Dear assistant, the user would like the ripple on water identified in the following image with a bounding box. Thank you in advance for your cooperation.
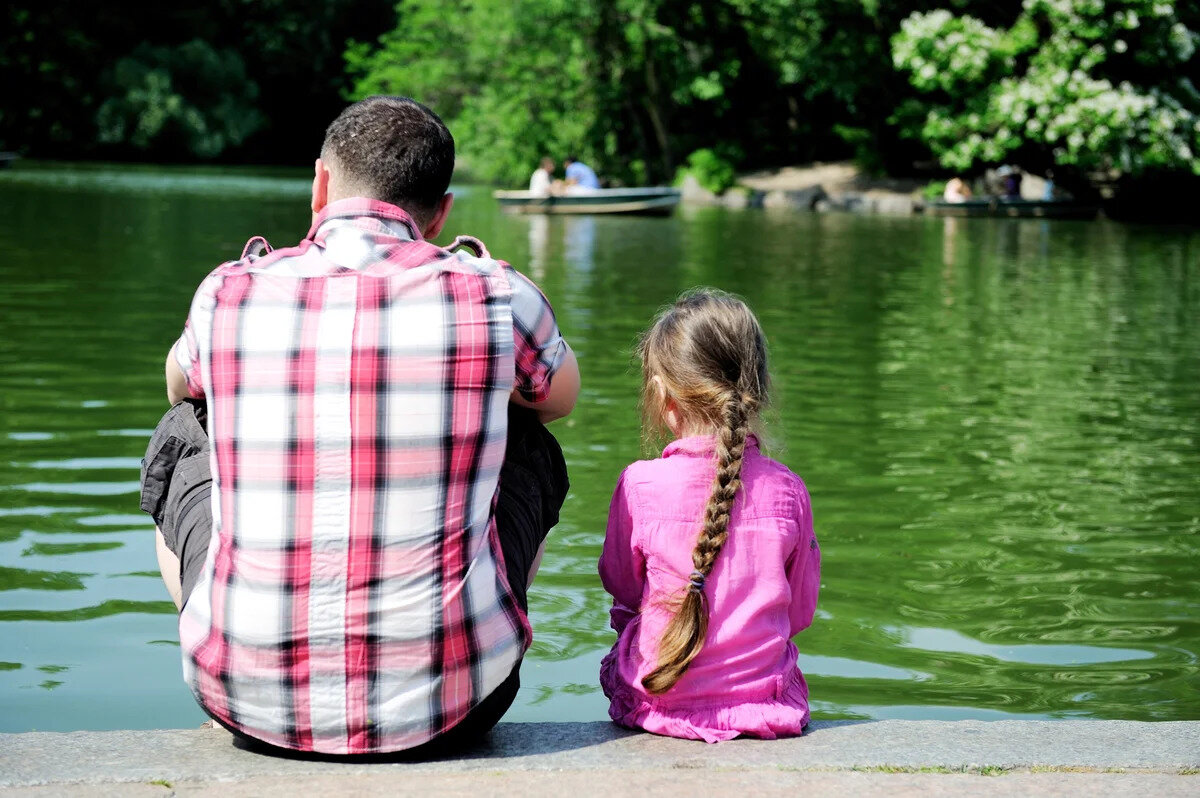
[889,626,1155,665]
[9,482,140,496]
[22,457,143,470]
[6,432,55,441]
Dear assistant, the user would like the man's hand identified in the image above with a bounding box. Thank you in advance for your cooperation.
[511,344,580,424]
[165,343,190,405]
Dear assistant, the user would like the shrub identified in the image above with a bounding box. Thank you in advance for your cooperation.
[677,148,737,194]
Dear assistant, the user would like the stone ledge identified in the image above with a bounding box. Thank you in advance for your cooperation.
[1,720,1197,790]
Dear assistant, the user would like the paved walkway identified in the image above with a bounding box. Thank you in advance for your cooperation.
[2,720,1197,796]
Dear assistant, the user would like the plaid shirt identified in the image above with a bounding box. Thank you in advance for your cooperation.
[172,198,566,754]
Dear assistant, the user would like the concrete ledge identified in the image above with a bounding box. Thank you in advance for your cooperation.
[2,721,1197,796]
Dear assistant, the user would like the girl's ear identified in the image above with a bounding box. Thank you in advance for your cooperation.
[651,375,684,437]
[650,374,668,405]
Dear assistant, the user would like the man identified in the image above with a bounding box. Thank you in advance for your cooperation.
[563,155,600,191]
[139,96,580,756]
[528,156,555,198]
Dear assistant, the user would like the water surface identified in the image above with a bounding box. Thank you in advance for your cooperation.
[1,165,1197,731]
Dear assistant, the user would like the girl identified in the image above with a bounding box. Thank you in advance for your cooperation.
[599,289,820,743]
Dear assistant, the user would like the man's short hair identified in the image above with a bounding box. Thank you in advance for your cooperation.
[321,96,455,222]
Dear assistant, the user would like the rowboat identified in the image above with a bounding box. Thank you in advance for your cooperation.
[493,187,681,215]
[926,198,1099,219]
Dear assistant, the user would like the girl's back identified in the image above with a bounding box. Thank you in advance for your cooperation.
[600,435,818,741]
[599,288,821,742]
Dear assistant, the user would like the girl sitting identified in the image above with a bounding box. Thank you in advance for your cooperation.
[599,288,821,742]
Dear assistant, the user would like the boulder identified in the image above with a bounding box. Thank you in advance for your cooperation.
[678,174,722,205]
[871,194,917,215]
[763,185,827,210]
[722,188,765,209]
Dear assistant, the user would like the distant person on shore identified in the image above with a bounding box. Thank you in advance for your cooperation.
[1043,170,1056,201]
[529,156,556,197]
[139,96,579,757]
[943,176,972,203]
[599,289,820,742]
[563,156,600,192]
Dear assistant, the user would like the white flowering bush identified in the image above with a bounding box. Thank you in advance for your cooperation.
[892,0,1200,176]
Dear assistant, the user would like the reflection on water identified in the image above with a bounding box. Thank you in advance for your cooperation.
[525,214,596,283]
[0,166,1198,732]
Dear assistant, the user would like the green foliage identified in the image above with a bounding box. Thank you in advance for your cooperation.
[676,148,737,194]
[96,41,264,159]
[0,0,396,162]
[923,179,948,199]
[5,0,1198,191]
[892,0,1200,177]
[347,0,934,184]
[347,0,595,185]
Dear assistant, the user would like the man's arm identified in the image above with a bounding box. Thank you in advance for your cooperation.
[511,343,580,423]
[165,343,190,405]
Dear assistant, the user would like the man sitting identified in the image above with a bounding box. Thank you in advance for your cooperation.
[140,96,580,756]
[563,156,600,192]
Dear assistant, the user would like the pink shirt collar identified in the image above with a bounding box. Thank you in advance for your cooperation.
[662,434,761,458]
[306,197,423,244]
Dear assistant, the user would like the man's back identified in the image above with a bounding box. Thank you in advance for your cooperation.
[565,161,600,189]
[173,199,565,753]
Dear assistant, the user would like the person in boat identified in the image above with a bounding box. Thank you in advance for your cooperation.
[563,155,601,193]
[529,156,556,198]
[943,177,972,203]
[139,96,581,757]
[998,166,1023,198]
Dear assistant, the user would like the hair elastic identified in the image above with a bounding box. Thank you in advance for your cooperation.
[687,570,706,591]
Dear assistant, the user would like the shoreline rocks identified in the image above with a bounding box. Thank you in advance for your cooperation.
[679,164,924,215]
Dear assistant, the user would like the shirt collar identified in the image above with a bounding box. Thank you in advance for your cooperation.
[306,197,423,246]
[662,434,760,458]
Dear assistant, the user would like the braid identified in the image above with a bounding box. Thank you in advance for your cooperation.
[693,397,748,574]
[641,394,750,694]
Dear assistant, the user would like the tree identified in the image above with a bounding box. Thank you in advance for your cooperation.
[891,0,1200,185]
[0,0,396,163]
[96,42,264,159]
[347,0,597,184]
[348,0,859,184]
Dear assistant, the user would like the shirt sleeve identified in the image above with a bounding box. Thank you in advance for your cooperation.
[598,469,645,635]
[172,270,222,399]
[785,479,821,636]
[508,268,566,403]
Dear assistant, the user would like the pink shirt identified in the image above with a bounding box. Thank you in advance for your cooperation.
[598,435,820,742]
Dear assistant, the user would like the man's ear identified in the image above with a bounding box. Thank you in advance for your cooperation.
[421,193,455,239]
[311,158,332,217]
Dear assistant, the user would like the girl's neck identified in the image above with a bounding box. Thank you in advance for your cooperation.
[667,420,722,440]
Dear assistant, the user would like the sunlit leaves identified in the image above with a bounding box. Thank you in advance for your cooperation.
[892,0,1200,176]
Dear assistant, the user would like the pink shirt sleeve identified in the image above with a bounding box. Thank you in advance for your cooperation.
[172,272,222,399]
[598,469,645,635]
[785,480,820,636]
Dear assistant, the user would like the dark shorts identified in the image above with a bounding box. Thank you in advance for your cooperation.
[138,399,568,752]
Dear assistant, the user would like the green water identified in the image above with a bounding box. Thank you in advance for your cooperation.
[0,165,1197,732]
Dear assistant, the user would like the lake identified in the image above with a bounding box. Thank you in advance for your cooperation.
[0,164,1197,732]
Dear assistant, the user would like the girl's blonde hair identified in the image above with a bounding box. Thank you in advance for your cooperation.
[638,288,770,694]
